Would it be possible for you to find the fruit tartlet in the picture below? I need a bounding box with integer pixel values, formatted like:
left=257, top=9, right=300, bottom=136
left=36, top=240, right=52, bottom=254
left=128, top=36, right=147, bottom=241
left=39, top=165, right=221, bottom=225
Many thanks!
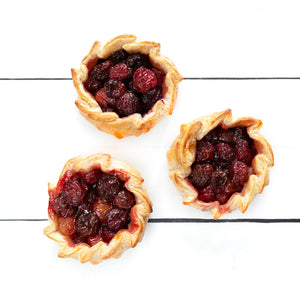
left=72, top=34, right=182, bottom=138
left=44, top=154, right=152, bottom=264
left=167, top=109, right=274, bottom=219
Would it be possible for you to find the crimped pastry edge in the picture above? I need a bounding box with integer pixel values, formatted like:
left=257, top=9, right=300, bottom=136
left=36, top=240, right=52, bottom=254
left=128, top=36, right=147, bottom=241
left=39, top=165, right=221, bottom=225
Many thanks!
left=72, top=34, right=183, bottom=139
left=44, top=153, right=152, bottom=264
left=167, top=109, right=274, bottom=219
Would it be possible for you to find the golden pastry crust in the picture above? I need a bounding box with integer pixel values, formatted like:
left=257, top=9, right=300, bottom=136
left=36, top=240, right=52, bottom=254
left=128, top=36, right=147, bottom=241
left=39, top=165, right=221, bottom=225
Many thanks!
left=71, top=34, right=182, bottom=139
left=44, top=153, right=152, bottom=264
left=167, top=109, right=274, bottom=219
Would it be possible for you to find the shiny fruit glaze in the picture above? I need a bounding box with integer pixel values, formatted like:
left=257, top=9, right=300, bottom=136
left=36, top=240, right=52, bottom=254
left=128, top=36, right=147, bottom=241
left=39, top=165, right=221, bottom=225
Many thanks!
left=49, top=169, right=136, bottom=246
left=84, top=50, right=165, bottom=117
left=188, top=126, right=257, bottom=205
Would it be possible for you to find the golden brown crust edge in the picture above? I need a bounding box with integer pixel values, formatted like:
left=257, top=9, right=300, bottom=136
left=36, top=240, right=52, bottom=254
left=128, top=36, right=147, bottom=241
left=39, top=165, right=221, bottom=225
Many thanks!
left=72, top=34, right=183, bottom=139
left=167, top=109, right=274, bottom=219
left=44, top=153, right=152, bottom=264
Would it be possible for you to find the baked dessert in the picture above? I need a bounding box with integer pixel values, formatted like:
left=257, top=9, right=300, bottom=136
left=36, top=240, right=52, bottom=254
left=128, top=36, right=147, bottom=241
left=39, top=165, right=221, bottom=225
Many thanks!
left=44, top=154, right=152, bottom=264
left=167, top=109, right=274, bottom=219
left=72, top=34, right=182, bottom=138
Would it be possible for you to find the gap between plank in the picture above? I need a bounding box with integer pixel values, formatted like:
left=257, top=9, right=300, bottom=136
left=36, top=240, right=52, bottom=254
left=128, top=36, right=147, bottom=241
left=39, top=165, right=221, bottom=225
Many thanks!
left=0, top=77, right=300, bottom=80
left=1, top=218, right=300, bottom=223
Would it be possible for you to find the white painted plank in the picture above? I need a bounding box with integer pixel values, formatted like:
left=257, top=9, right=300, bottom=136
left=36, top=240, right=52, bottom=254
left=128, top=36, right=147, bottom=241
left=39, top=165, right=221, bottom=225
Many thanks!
left=0, top=0, right=300, bottom=77
left=0, top=221, right=299, bottom=299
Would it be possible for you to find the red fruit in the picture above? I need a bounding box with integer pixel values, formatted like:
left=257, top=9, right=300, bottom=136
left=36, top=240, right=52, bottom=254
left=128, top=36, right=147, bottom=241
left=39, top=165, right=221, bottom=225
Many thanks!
left=109, top=63, right=130, bottom=80
left=229, top=160, right=249, bottom=186
left=90, top=60, right=113, bottom=81
left=95, top=88, right=116, bottom=108
left=105, top=208, right=128, bottom=232
left=62, top=179, right=88, bottom=207
left=198, top=185, right=215, bottom=202
left=87, top=233, right=102, bottom=247
left=114, top=189, right=136, bottom=209
left=81, top=169, right=102, bottom=185
left=211, top=170, right=228, bottom=193
left=196, top=141, right=215, bottom=163
left=151, top=68, right=165, bottom=86
left=234, top=138, right=250, bottom=160
left=92, top=198, right=113, bottom=223
left=58, top=216, right=75, bottom=236
left=189, top=163, right=214, bottom=188
left=104, top=79, right=126, bottom=99
left=214, top=143, right=235, bottom=167
left=116, top=91, right=140, bottom=117
left=133, top=67, right=157, bottom=93
left=100, top=225, right=116, bottom=243
left=75, top=212, right=100, bottom=238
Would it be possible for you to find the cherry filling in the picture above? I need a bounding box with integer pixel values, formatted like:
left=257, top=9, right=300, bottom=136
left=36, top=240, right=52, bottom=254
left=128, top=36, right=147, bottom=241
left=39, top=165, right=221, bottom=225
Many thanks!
left=49, top=169, right=136, bottom=246
left=84, top=49, right=166, bottom=117
left=188, top=126, right=257, bottom=205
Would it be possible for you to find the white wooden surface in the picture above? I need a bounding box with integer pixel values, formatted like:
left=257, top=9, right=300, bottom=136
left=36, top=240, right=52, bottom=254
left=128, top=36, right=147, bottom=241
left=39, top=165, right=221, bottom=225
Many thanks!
left=1, top=1, right=300, bottom=299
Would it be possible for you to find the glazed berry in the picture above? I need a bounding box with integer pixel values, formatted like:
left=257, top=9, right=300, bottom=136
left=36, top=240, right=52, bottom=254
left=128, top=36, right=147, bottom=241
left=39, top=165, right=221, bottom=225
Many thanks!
left=214, top=143, right=235, bottom=167
left=87, top=233, right=102, bottom=247
left=126, top=53, right=150, bottom=71
left=97, top=173, right=123, bottom=203
left=75, top=212, right=100, bottom=238
left=229, top=160, right=248, bottom=186
left=189, top=126, right=257, bottom=205
left=49, top=168, right=136, bottom=246
left=114, top=189, right=136, bottom=209
left=62, top=179, right=88, bottom=207
left=133, top=67, right=157, bottom=93
left=234, top=138, right=250, bottom=160
left=109, top=49, right=128, bottom=63
left=232, top=126, right=249, bottom=141
left=105, top=208, right=128, bottom=232
left=95, top=88, right=116, bottom=109
left=152, top=68, right=165, bottom=86
left=90, top=60, right=113, bottom=82
left=116, top=91, right=140, bottom=117
left=211, top=170, right=228, bottom=193
left=109, top=63, right=130, bottom=80
left=81, top=169, right=102, bottom=185
left=92, top=198, right=113, bottom=223
left=104, top=79, right=126, bottom=99
left=218, top=128, right=234, bottom=144
left=58, top=216, right=75, bottom=236
left=76, top=202, right=92, bottom=218
left=100, top=225, right=116, bottom=243
left=51, top=196, right=76, bottom=217
left=141, top=87, right=162, bottom=113
left=84, top=78, right=102, bottom=96
left=189, top=163, right=214, bottom=188
left=198, top=186, right=215, bottom=202
left=84, top=49, right=165, bottom=118
left=196, top=141, right=215, bottom=163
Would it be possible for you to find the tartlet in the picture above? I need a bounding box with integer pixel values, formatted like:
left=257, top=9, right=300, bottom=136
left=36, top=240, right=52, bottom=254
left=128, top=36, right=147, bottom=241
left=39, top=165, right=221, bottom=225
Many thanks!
left=44, top=154, right=152, bottom=264
left=72, top=34, right=182, bottom=138
left=167, top=109, right=274, bottom=219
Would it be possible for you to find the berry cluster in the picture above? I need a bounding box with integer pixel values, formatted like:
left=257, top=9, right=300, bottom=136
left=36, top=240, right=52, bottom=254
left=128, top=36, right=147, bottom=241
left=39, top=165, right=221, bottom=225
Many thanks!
left=84, top=50, right=165, bottom=117
left=49, top=169, right=136, bottom=246
left=188, top=126, right=257, bottom=204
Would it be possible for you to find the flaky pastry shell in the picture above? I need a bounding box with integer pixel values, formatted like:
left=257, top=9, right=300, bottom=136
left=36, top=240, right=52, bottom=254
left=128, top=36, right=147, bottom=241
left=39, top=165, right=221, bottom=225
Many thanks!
left=44, top=153, right=152, bottom=264
left=72, top=34, right=182, bottom=139
left=167, top=109, right=274, bottom=219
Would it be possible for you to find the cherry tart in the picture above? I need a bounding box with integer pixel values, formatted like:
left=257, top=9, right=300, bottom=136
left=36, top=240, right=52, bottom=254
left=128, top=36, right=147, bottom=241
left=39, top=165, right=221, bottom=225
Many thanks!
left=167, top=109, right=274, bottom=219
left=72, top=34, right=182, bottom=138
left=44, top=154, right=152, bottom=264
